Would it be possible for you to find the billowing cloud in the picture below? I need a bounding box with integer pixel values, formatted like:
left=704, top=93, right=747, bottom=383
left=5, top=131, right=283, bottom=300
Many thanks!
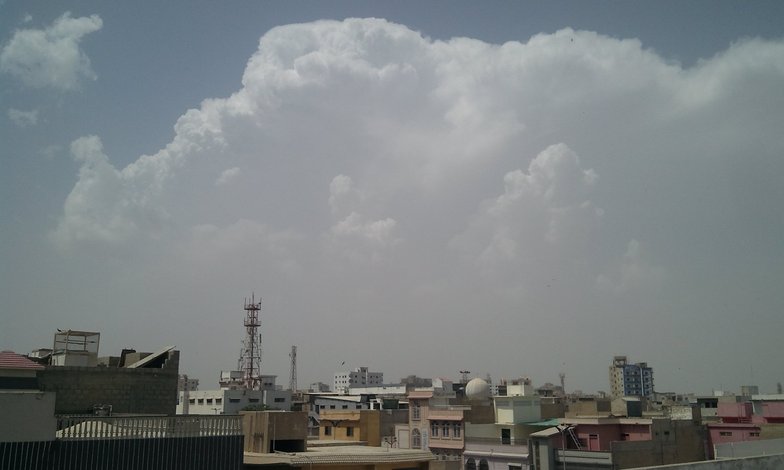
left=46, top=19, right=784, bottom=391
left=0, top=12, right=102, bottom=90
left=7, top=108, right=38, bottom=127
left=51, top=136, right=170, bottom=248
left=450, top=143, right=602, bottom=283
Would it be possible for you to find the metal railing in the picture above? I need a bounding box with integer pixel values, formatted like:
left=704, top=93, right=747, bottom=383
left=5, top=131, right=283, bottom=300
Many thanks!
left=56, top=414, right=243, bottom=440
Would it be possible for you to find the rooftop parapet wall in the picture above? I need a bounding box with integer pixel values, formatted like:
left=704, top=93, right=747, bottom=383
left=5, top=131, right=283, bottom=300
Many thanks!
left=37, top=351, right=179, bottom=415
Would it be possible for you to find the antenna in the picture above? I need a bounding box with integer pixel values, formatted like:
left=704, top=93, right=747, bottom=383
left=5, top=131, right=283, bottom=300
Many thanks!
left=459, top=370, right=471, bottom=384
left=240, top=293, right=263, bottom=390
left=559, top=372, right=566, bottom=395
left=289, top=345, right=297, bottom=392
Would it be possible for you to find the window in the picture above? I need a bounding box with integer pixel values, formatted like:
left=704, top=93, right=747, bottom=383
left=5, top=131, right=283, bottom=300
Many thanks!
left=621, top=433, right=630, bottom=441
left=215, top=398, right=222, bottom=404
left=206, top=398, right=213, bottom=404
left=750, top=432, right=760, bottom=437
left=197, top=399, right=204, bottom=405
left=412, top=429, right=421, bottom=448
left=229, top=398, right=240, bottom=403
left=356, top=404, right=362, bottom=409
left=442, top=422, right=449, bottom=438
left=248, top=398, right=260, bottom=403
left=412, top=401, right=421, bottom=420
left=431, top=422, right=439, bottom=437
left=324, top=426, right=332, bottom=436
left=274, top=397, right=285, bottom=403
left=342, top=405, right=348, bottom=409
left=465, top=458, right=476, bottom=470
left=330, top=405, right=336, bottom=409
left=320, top=405, right=325, bottom=409
left=719, top=431, right=732, bottom=436
left=346, top=426, right=354, bottom=437
left=509, top=466, right=522, bottom=470
left=479, top=459, right=489, bottom=470
left=188, top=398, right=195, bottom=404
left=453, top=423, right=461, bottom=438
left=501, top=428, right=511, bottom=445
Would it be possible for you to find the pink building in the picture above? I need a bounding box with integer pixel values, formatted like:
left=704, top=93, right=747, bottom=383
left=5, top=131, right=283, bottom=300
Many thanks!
left=757, top=401, right=784, bottom=424
left=554, top=418, right=653, bottom=451
left=717, top=402, right=753, bottom=423
left=706, top=423, right=761, bottom=458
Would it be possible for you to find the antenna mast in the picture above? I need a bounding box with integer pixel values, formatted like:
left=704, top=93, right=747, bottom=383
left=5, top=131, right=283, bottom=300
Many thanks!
left=559, top=372, right=566, bottom=395
left=289, top=345, right=297, bottom=392
left=241, top=294, right=263, bottom=390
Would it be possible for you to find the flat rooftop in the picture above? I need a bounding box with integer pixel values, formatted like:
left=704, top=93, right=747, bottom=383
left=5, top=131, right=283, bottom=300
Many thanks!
left=244, top=445, right=434, bottom=466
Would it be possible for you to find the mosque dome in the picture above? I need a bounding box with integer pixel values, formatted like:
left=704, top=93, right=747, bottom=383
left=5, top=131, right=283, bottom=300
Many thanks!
left=464, top=378, right=490, bottom=400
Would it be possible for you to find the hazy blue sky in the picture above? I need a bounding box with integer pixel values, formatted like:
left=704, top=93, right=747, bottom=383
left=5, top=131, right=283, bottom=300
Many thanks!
left=2, top=1, right=783, bottom=395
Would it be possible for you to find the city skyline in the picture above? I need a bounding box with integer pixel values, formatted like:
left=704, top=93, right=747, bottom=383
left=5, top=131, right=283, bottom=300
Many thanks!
left=2, top=1, right=784, bottom=395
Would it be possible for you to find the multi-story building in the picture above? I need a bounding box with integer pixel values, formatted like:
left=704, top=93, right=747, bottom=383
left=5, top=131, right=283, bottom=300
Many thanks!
left=609, top=356, right=654, bottom=398
left=463, top=379, right=542, bottom=470
left=177, top=374, right=291, bottom=415
left=333, top=366, right=383, bottom=393
left=528, top=416, right=705, bottom=469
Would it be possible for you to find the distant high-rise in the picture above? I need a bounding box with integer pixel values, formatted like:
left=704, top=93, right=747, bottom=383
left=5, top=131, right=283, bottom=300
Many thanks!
left=333, top=366, right=383, bottom=393
left=609, top=355, right=654, bottom=398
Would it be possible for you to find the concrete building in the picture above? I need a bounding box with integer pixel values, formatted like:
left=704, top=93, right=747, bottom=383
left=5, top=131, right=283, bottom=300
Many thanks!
left=609, top=355, right=655, bottom=398
left=242, top=410, right=434, bottom=469
left=0, top=351, right=56, bottom=442
left=177, top=374, right=291, bottom=415
left=528, top=416, right=705, bottom=470
left=334, top=366, right=383, bottom=394
left=463, top=387, right=544, bottom=470
left=319, top=409, right=383, bottom=445
left=403, top=382, right=457, bottom=452
left=37, top=343, right=180, bottom=415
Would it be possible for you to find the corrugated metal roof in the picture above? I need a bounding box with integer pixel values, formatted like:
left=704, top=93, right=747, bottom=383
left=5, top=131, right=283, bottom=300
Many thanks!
left=0, top=351, right=44, bottom=370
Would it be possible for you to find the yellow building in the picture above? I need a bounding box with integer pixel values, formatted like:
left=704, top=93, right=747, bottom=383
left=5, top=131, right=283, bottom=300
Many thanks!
left=319, top=409, right=382, bottom=446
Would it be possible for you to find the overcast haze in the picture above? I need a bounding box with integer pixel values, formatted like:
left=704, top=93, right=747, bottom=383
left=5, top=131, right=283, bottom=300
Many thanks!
left=2, top=1, right=784, bottom=395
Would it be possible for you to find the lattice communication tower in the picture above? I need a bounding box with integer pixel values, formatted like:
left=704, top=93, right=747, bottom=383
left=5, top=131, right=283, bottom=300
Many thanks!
left=241, top=294, right=263, bottom=390
left=289, top=345, right=297, bottom=392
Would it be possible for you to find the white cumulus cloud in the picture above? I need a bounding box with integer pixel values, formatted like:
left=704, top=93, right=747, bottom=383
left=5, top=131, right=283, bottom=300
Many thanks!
left=451, top=143, right=602, bottom=278
left=0, top=12, right=102, bottom=90
left=49, top=18, right=784, bottom=305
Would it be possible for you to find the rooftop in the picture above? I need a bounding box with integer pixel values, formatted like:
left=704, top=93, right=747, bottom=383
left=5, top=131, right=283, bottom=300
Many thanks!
left=0, top=350, right=44, bottom=370
left=244, top=445, right=434, bottom=466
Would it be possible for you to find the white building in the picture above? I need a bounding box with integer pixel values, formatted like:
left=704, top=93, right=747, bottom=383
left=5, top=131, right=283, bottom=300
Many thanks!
left=333, top=366, right=383, bottom=394
left=177, top=373, right=291, bottom=415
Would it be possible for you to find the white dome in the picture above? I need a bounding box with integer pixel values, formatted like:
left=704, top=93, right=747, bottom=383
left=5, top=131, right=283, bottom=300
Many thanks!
left=465, top=378, right=490, bottom=400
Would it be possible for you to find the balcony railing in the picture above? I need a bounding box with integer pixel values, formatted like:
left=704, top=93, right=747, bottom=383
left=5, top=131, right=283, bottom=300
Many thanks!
left=56, top=415, right=243, bottom=440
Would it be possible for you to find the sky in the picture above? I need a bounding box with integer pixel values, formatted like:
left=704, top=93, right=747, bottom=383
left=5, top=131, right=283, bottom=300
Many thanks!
left=2, top=1, right=783, bottom=396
